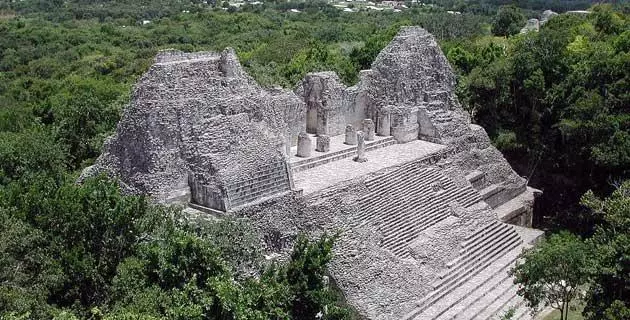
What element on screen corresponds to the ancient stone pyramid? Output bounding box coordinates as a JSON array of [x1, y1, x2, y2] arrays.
[[86, 26, 543, 319]]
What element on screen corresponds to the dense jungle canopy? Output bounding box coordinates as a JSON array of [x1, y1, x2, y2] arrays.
[[0, 0, 628, 319]]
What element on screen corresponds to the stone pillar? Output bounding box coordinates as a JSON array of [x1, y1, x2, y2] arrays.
[[377, 110, 391, 136], [362, 119, 375, 141], [354, 131, 367, 162], [316, 135, 330, 152], [296, 132, 311, 158], [344, 124, 357, 145]]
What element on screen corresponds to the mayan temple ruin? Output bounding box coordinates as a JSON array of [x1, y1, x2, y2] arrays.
[[87, 27, 545, 319]]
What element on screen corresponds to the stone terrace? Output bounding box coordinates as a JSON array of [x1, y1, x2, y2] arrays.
[[292, 138, 447, 195]]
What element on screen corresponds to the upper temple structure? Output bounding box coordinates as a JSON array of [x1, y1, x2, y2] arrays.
[[86, 27, 544, 319]]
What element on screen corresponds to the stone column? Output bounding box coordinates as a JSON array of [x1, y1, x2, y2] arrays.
[[296, 132, 311, 158], [344, 124, 357, 145], [354, 131, 367, 162], [362, 119, 375, 141], [377, 110, 391, 136], [316, 135, 330, 152]]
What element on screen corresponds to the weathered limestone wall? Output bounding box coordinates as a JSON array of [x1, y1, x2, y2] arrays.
[[296, 72, 366, 136], [295, 27, 472, 146], [84, 49, 305, 208]]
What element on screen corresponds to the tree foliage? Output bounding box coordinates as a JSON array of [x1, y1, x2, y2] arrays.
[[581, 181, 630, 319], [448, 6, 630, 233], [491, 5, 526, 37], [511, 232, 591, 320], [0, 1, 628, 319], [0, 173, 354, 319]]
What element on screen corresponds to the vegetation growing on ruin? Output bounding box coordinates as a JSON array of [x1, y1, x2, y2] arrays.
[[446, 5, 629, 234], [0, 0, 628, 319]]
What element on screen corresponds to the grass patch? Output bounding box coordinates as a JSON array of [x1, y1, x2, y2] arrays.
[[543, 300, 586, 320]]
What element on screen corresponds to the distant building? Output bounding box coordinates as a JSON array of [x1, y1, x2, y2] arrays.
[[540, 9, 558, 25], [566, 10, 590, 14], [380, 1, 403, 7], [520, 18, 540, 34]]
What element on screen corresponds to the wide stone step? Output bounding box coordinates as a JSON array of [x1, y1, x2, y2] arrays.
[[361, 166, 441, 199], [455, 276, 516, 320], [433, 231, 521, 290], [376, 186, 460, 240], [380, 187, 481, 243], [377, 193, 483, 255], [362, 170, 444, 206], [227, 171, 288, 196], [455, 223, 516, 262], [438, 266, 513, 319], [226, 168, 287, 193], [472, 284, 522, 320], [363, 151, 451, 190], [363, 161, 422, 189], [431, 235, 521, 297], [230, 182, 290, 207], [229, 176, 289, 201], [461, 221, 502, 248], [357, 168, 441, 208], [403, 242, 523, 320], [357, 171, 446, 222], [356, 162, 484, 257], [358, 174, 448, 222], [224, 160, 291, 208], [366, 173, 455, 215]]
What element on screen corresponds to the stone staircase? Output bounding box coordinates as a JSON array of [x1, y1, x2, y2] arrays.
[[355, 165, 482, 258], [429, 108, 454, 124], [226, 161, 291, 208], [402, 221, 527, 320], [465, 170, 486, 190], [466, 170, 534, 227], [291, 136, 396, 173]]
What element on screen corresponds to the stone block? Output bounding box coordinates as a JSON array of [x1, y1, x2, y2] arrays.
[[354, 131, 367, 163], [362, 119, 375, 141], [296, 132, 312, 158], [345, 124, 357, 145], [316, 135, 330, 152]]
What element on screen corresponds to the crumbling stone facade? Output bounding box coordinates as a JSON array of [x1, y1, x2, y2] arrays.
[[84, 27, 542, 319]]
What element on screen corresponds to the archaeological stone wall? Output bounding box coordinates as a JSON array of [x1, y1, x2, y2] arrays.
[[86, 48, 305, 209], [293, 27, 526, 193], [294, 27, 479, 147]]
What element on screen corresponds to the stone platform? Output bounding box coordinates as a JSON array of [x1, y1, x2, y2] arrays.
[[289, 133, 394, 163], [292, 138, 446, 195]]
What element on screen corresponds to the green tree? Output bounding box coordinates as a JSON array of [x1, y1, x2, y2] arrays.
[[284, 233, 351, 320], [581, 181, 630, 319], [491, 5, 526, 37], [510, 232, 592, 320]]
